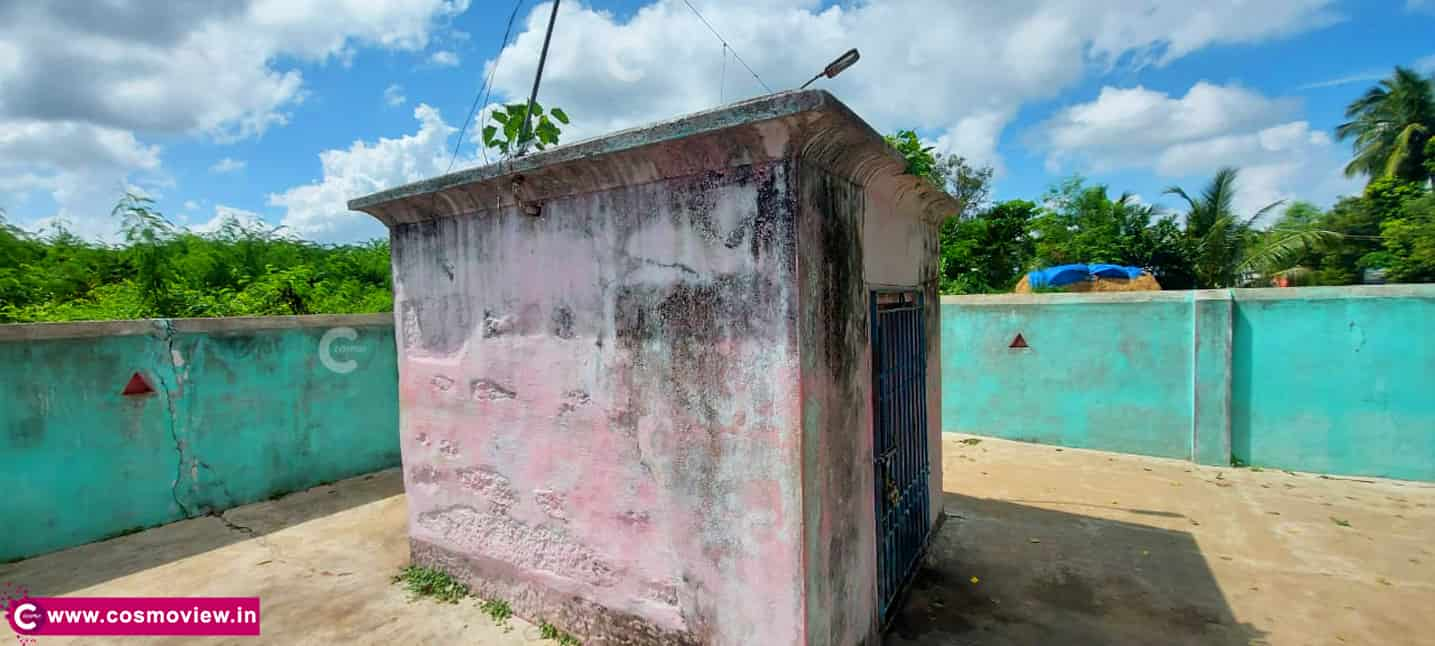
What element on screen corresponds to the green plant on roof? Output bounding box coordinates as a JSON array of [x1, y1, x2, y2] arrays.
[[483, 102, 571, 158]]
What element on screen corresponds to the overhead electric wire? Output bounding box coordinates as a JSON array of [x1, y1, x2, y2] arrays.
[[680, 0, 772, 94], [448, 0, 526, 172]]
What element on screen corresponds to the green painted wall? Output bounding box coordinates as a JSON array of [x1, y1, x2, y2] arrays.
[[1, 315, 400, 562], [7, 285, 1432, 561], [941, 292, 1197, 460], [1231, 287, 1435, 481], [942, 285, 1435, 481]]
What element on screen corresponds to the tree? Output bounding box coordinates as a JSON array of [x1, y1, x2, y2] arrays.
[[114, 193, 178, 315], [1028, 177, 1194, 287], [1163, 168, 1341, 288], [938, 200, 1036, 294], [1371, 178, 1435, 282], [1336, 66, 1435, 185], [1, 195, 394, 323], [885, 130, 993, 219]]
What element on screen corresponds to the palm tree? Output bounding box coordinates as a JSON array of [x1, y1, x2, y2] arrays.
[[1336, 66, 1435, 184], [1164, 168, 1340, 288]]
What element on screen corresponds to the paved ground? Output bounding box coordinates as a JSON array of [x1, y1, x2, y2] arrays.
[[4, 436, 1433, 645], [890, 435, 1435, 646], [1, 470, 544, 646]]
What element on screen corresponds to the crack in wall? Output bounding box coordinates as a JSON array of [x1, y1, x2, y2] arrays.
[[152, 319, 195, 519]]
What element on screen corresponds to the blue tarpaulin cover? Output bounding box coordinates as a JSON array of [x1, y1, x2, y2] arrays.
[[1027, 264, 1145, 289]]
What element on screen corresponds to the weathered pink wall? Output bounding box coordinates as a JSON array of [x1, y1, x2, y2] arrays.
[[797, 163, 878, 646], [390, 161, 804, 645], [796, 162, 944, 645]]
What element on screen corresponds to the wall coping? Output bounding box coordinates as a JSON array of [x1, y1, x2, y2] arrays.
[[0, 313, 393, 341], [941, 291, 1199, 306], [942, 284, 1435, 307], [347, 89, 959, 227], [1230, 284, 1435, 301]]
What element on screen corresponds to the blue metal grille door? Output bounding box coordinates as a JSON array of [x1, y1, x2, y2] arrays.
[[871, 290, 931, 624]]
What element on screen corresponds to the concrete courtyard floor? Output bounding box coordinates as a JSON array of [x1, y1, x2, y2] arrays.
[[4, 435, 1433, 645], [890, 435, 1435, 646]]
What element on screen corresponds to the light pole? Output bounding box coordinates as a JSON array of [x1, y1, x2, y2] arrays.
[[799, 48, 860, 89]]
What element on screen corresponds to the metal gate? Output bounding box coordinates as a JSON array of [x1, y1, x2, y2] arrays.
[[871, 290, 931, 624]]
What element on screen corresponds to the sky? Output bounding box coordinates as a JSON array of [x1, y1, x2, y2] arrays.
[[1, 0, 1433, 243]]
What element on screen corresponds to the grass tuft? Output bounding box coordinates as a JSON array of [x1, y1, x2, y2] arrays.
[[479, 598, 513, 624], [391, 565, 469, 604], [540, 621, 582, 645]]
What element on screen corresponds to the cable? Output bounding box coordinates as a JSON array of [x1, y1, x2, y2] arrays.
[[448, 0, 526, 172], [514, 0, 561, 157], [680, 0, 772, 93]]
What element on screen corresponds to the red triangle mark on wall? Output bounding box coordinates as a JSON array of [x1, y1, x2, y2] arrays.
[[1009, 333, 1029, 349], [122, 371, 155, 396]]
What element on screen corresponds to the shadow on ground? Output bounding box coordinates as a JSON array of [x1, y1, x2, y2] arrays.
[[886, 492, 1267, 646], [0, 469, 403, 596]]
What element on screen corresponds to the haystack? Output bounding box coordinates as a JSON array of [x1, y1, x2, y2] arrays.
[[1013, 271, 1162, 293]]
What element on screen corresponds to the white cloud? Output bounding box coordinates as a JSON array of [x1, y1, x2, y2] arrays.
[[261, 0, 1340, 242], [189, 204, 292, 237], [1417, 53, 1435, 74], [428, 50, 460, 67], [183, 200, 201, 211], [475, 0, 1338, 176], [933, 110, 1010, 175], [0, 0, 469, 235], [210, 157, 247, 174], [1408, 0, 1435, 13], [384, 83, 407, 107], [0, 1, 469, 139], [1035, 82, 1359, 215], [1298, 71, 1385, 91], [270, 103, 465, 241], [0, 118, 164, 239], [1038, 82, 1299, 171]]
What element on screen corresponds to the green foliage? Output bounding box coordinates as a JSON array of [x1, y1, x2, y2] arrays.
[[392, 566, 469, 604], [0, 199, 392, 323], [1032, 177, 1194, 287], [1378, 189, 1435, 282], [1162, 168, 1287, 288], [928, 166, 1432, 294], [479, 598, 513, 625], [540, 621, 582, 645], [1336, 66, 1435, 184], [884, 130, 994, 216], [885, 130, 938, 179], [1426, 138, 1435, 180], [482, 101, 570, 157], [939, 200, 1036, 294]]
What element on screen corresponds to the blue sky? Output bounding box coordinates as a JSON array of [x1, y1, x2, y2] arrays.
[[1, 0, 1432, 242]]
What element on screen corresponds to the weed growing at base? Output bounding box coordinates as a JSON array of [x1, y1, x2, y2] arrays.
[[392, 565, 468, 604]]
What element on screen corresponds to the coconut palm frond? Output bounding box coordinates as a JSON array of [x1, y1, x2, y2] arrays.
[[1238, 228, 1344, 274]]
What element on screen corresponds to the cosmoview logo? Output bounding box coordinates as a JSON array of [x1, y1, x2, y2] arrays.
[[10, 600, 40, 631], [319, 327, 367, 375]]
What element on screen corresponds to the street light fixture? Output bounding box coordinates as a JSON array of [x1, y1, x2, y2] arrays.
[[799, 48, 860, 89]]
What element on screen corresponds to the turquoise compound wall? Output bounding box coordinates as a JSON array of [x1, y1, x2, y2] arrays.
[[941, 291, 1200, 460], [942, 285, 1435, 481], [1231, 287, 1435, 481], [1, 315, 400, 562]]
